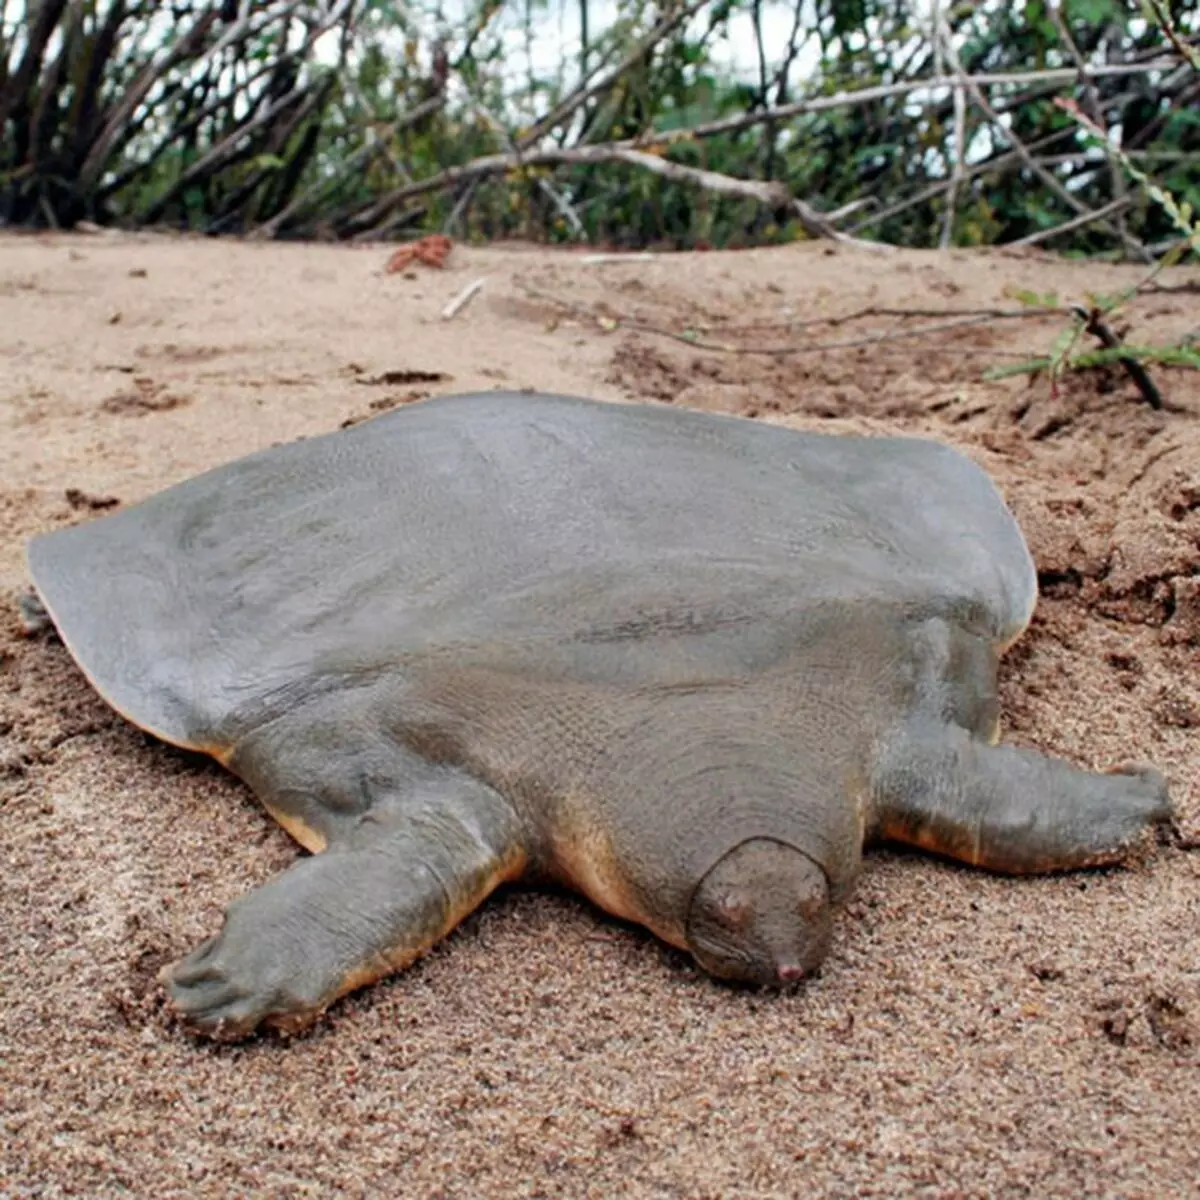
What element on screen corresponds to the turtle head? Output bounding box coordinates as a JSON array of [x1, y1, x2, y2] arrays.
[[685, 838, 832, 987]]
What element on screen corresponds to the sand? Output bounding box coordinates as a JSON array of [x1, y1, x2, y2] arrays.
[[1, 231, 1198, 1199]]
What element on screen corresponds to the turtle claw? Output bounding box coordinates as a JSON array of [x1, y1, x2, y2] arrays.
[[162, 941, 327, 1041]]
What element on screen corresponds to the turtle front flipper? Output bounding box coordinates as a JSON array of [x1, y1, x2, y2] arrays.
[[162, 773, 527, 1040], [870, 720, 1175, 874]]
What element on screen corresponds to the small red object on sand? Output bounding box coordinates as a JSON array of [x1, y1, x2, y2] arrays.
[[385, 234, 453, 273]]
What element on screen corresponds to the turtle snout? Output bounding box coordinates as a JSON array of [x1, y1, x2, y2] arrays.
[[685, 838, 832, 988], [776, 962, 808, 984]]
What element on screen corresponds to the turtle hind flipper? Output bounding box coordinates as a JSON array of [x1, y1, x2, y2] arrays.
[[870, 719, 1175, 875], [161, 771, 528, 1040]]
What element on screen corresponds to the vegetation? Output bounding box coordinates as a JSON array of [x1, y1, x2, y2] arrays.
[[0, 0, 1196, 256]]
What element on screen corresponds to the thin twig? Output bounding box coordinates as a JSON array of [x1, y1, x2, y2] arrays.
[[1142, 0, 1200, 73], [1048, 0, 1132, 255], [464, 91, 586, 240], [252, 93, 445, 239], [938, 35, 1153, 262], [848, 128, 1077, 235], [936, 13, 966, 249], [631, 62, 1182, 147], [519, 0, 709, 148], [1013, 196, 1135, 246], [519, 283, 1060, 356]]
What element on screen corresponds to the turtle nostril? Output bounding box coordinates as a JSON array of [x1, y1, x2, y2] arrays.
[[776, 963, 806, 984]]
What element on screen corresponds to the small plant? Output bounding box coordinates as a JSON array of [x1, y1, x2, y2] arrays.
[[984, 77, 1200, 407]]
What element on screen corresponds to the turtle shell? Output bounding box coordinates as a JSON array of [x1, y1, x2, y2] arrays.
[[25, 391, 1037, 757]]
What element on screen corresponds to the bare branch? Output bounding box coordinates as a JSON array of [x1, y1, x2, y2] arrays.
[[136, 80, 314, 224], [350, 141, 871, 246], [1142, 0, 1200, 73], [1075, 303, 1164, 409], [251, 93, 445, 239], [518, 0, 709, 148], [936, 36, 1154, 262], [76, 5, 228, 192], [0, 0, 68, 134], [634, 62, 1183, 148], [1048, 0, 1131, 253], [1013, 196, 1135, 247]]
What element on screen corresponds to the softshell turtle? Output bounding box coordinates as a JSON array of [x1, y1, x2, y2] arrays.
[[23, 390, 1173, 1039]]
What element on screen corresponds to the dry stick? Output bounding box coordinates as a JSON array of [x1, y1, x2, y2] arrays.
[[1048, 1, 1131, 253], [610, 148, 860, 244], [348, 0, 709, 238], [937, 14, 966, 249], [1142, 0, 1200, 72], [443, 178, 481, 237], [824, 197, 872, 222], [1073, 304, 1164, 409], [580, 253, 659, 264], [136, 81, 316, 224], [1012, 196, 1135, 247], [847, 128, 1078, 234], [938, 37, 1154, 262], [441, 278, 486, 321], [651, 303, 1062, 334], [633, 62, 1181, 147], [252, 93, 445, 239], [519, 283, 1058, 357]]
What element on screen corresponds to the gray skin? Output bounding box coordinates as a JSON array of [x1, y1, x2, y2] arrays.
[[23, 390, 1174, 1040]]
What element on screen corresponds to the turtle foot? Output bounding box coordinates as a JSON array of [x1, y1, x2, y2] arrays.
[[160, 903, 339, 1041]]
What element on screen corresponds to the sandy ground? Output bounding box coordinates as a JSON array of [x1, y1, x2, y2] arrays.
[[1, 231, 1198, 1199]]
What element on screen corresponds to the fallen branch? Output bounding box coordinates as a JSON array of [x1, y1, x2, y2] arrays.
[[347, 56, 1183, 245], [352, 143, 870, 245], [1074, 304, 1164, 409]]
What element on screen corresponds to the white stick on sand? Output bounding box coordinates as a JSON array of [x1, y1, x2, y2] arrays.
[[441, 277, 486, 320]]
